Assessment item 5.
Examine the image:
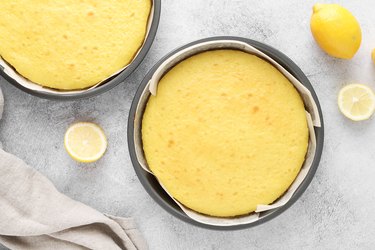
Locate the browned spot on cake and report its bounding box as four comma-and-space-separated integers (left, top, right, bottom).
252, 106, 259, 113
168, 139, 175, 147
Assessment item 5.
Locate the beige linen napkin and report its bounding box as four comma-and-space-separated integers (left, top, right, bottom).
0, 88, 147, 250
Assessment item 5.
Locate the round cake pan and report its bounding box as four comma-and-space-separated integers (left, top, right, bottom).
127, 36, 324, 230
0, 0, 161, 100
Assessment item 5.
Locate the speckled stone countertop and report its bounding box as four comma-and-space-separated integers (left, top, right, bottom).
1, 1, 375, 249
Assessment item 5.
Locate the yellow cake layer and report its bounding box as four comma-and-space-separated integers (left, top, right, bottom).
0, 0, 151, 90
142, 50, 309, 217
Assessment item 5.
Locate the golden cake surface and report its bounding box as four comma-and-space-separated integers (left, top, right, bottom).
0, 0, 151, 90
142, 50, 309, 217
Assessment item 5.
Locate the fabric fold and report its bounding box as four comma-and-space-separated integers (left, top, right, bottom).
0, 87, 147, 250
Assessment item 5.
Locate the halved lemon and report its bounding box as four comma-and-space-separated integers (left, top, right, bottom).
338, 84, 375, 121
64, 122, 107, 163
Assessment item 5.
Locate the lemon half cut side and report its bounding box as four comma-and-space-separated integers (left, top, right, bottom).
338, 84, 375, 121
64, 122, 107, 163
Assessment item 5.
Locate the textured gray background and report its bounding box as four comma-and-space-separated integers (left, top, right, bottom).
1, 0, 375, 249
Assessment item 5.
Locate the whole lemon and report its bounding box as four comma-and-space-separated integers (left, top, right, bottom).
372, 49, 375, 64
310, 3, 362, 59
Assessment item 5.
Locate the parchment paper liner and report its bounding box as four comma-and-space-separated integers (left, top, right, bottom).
133, 40, 321, 226
0, 1, 155, 95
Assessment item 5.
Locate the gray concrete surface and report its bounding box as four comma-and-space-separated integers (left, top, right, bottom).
1, 0, 375, 249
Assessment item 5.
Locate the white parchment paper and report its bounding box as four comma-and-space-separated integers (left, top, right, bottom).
0, 1, 154, 95
133, 40, 322, 226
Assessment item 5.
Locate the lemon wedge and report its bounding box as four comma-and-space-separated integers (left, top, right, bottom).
338, 84, 375, 121
64, 122, 107, 163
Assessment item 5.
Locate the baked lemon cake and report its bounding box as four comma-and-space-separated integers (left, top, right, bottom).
142, 50, 309, 217
0, 0, 151, 90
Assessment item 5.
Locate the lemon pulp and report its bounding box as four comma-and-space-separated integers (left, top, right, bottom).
338, 84, 375, 121
64, 122, 107, 163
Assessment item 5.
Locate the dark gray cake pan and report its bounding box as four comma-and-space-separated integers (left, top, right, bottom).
127, 36, 324, 230
0, 0, 161, 100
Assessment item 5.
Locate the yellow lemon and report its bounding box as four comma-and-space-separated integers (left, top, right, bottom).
64, 122, 107, 163
338, 84, 375, 121
372, 49, 375, 64
310, 3, 362, 59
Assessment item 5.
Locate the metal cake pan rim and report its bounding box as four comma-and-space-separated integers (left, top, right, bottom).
127, 36, 324, 230
0, 0, 161, 100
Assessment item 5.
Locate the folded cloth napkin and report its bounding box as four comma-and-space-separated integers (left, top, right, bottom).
0, 88, 147, 250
